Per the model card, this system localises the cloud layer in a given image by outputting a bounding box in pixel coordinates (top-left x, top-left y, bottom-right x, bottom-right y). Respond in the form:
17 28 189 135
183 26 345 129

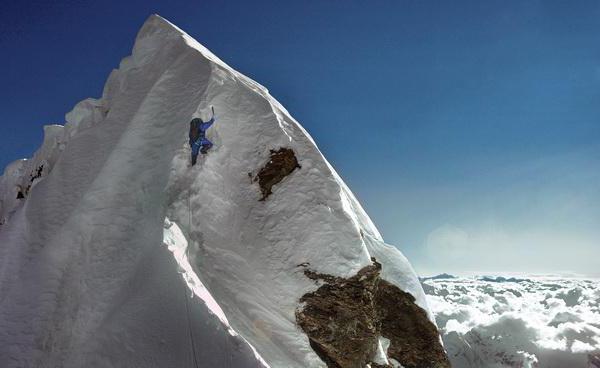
423 275 600 367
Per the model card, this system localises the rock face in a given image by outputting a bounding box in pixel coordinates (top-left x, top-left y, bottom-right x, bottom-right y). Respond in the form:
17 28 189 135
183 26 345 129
296 261 451 368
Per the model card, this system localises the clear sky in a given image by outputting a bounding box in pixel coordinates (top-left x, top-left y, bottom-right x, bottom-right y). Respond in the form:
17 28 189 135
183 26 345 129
1 1 598 276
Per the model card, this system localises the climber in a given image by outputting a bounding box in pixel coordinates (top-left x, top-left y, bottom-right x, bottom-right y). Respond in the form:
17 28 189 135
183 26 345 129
188 107 216 166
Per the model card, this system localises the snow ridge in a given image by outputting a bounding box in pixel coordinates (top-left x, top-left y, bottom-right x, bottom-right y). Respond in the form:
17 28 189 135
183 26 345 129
0 14 434 368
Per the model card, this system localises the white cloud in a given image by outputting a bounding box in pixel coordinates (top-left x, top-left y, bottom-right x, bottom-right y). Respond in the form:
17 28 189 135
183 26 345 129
571 340 596 353
423 275 600 367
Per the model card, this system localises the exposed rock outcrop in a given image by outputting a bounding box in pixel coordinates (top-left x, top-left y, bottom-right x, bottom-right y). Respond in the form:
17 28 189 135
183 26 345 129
254 147 300 200
296 261 451 368
376 279 450 368
297 263 381 368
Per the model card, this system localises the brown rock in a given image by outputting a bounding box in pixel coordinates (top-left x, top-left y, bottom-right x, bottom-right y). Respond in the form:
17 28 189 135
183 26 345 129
254 148 300 201
376 280 451 368
296 264 382 368
296 261 451 368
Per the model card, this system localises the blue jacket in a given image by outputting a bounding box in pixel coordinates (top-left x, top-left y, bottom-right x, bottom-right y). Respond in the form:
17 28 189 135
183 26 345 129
189 117 215 147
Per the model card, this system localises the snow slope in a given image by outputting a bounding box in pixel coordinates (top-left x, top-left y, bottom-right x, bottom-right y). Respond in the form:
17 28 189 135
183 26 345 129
0 15 433 368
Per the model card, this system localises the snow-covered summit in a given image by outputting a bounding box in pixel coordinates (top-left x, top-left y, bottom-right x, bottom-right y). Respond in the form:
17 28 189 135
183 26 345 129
0 15 447 368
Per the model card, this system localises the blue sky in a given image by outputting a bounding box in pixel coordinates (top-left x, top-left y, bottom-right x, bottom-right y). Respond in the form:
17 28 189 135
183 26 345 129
1 1 598 275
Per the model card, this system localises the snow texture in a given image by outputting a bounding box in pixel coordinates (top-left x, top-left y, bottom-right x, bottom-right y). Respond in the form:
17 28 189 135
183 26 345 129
0 15 432 368
423 275 600 368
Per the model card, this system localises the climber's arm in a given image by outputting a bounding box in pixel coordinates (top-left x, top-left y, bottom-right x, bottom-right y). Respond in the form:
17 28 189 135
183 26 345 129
201 117 215 130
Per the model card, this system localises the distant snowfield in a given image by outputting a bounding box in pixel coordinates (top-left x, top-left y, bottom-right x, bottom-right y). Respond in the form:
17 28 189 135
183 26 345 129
423 275 600 368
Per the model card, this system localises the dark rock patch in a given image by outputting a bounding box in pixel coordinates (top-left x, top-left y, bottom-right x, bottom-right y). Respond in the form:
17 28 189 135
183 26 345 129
254 148 300 201
296 263 381 368
20 165 45 198
33 165 44 180
376 280 451 368
296 260 450 368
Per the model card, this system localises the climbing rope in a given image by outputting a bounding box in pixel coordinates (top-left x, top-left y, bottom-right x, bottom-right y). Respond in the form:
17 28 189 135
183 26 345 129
182 279 200 368
183 189 200 368
183 156 232 367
